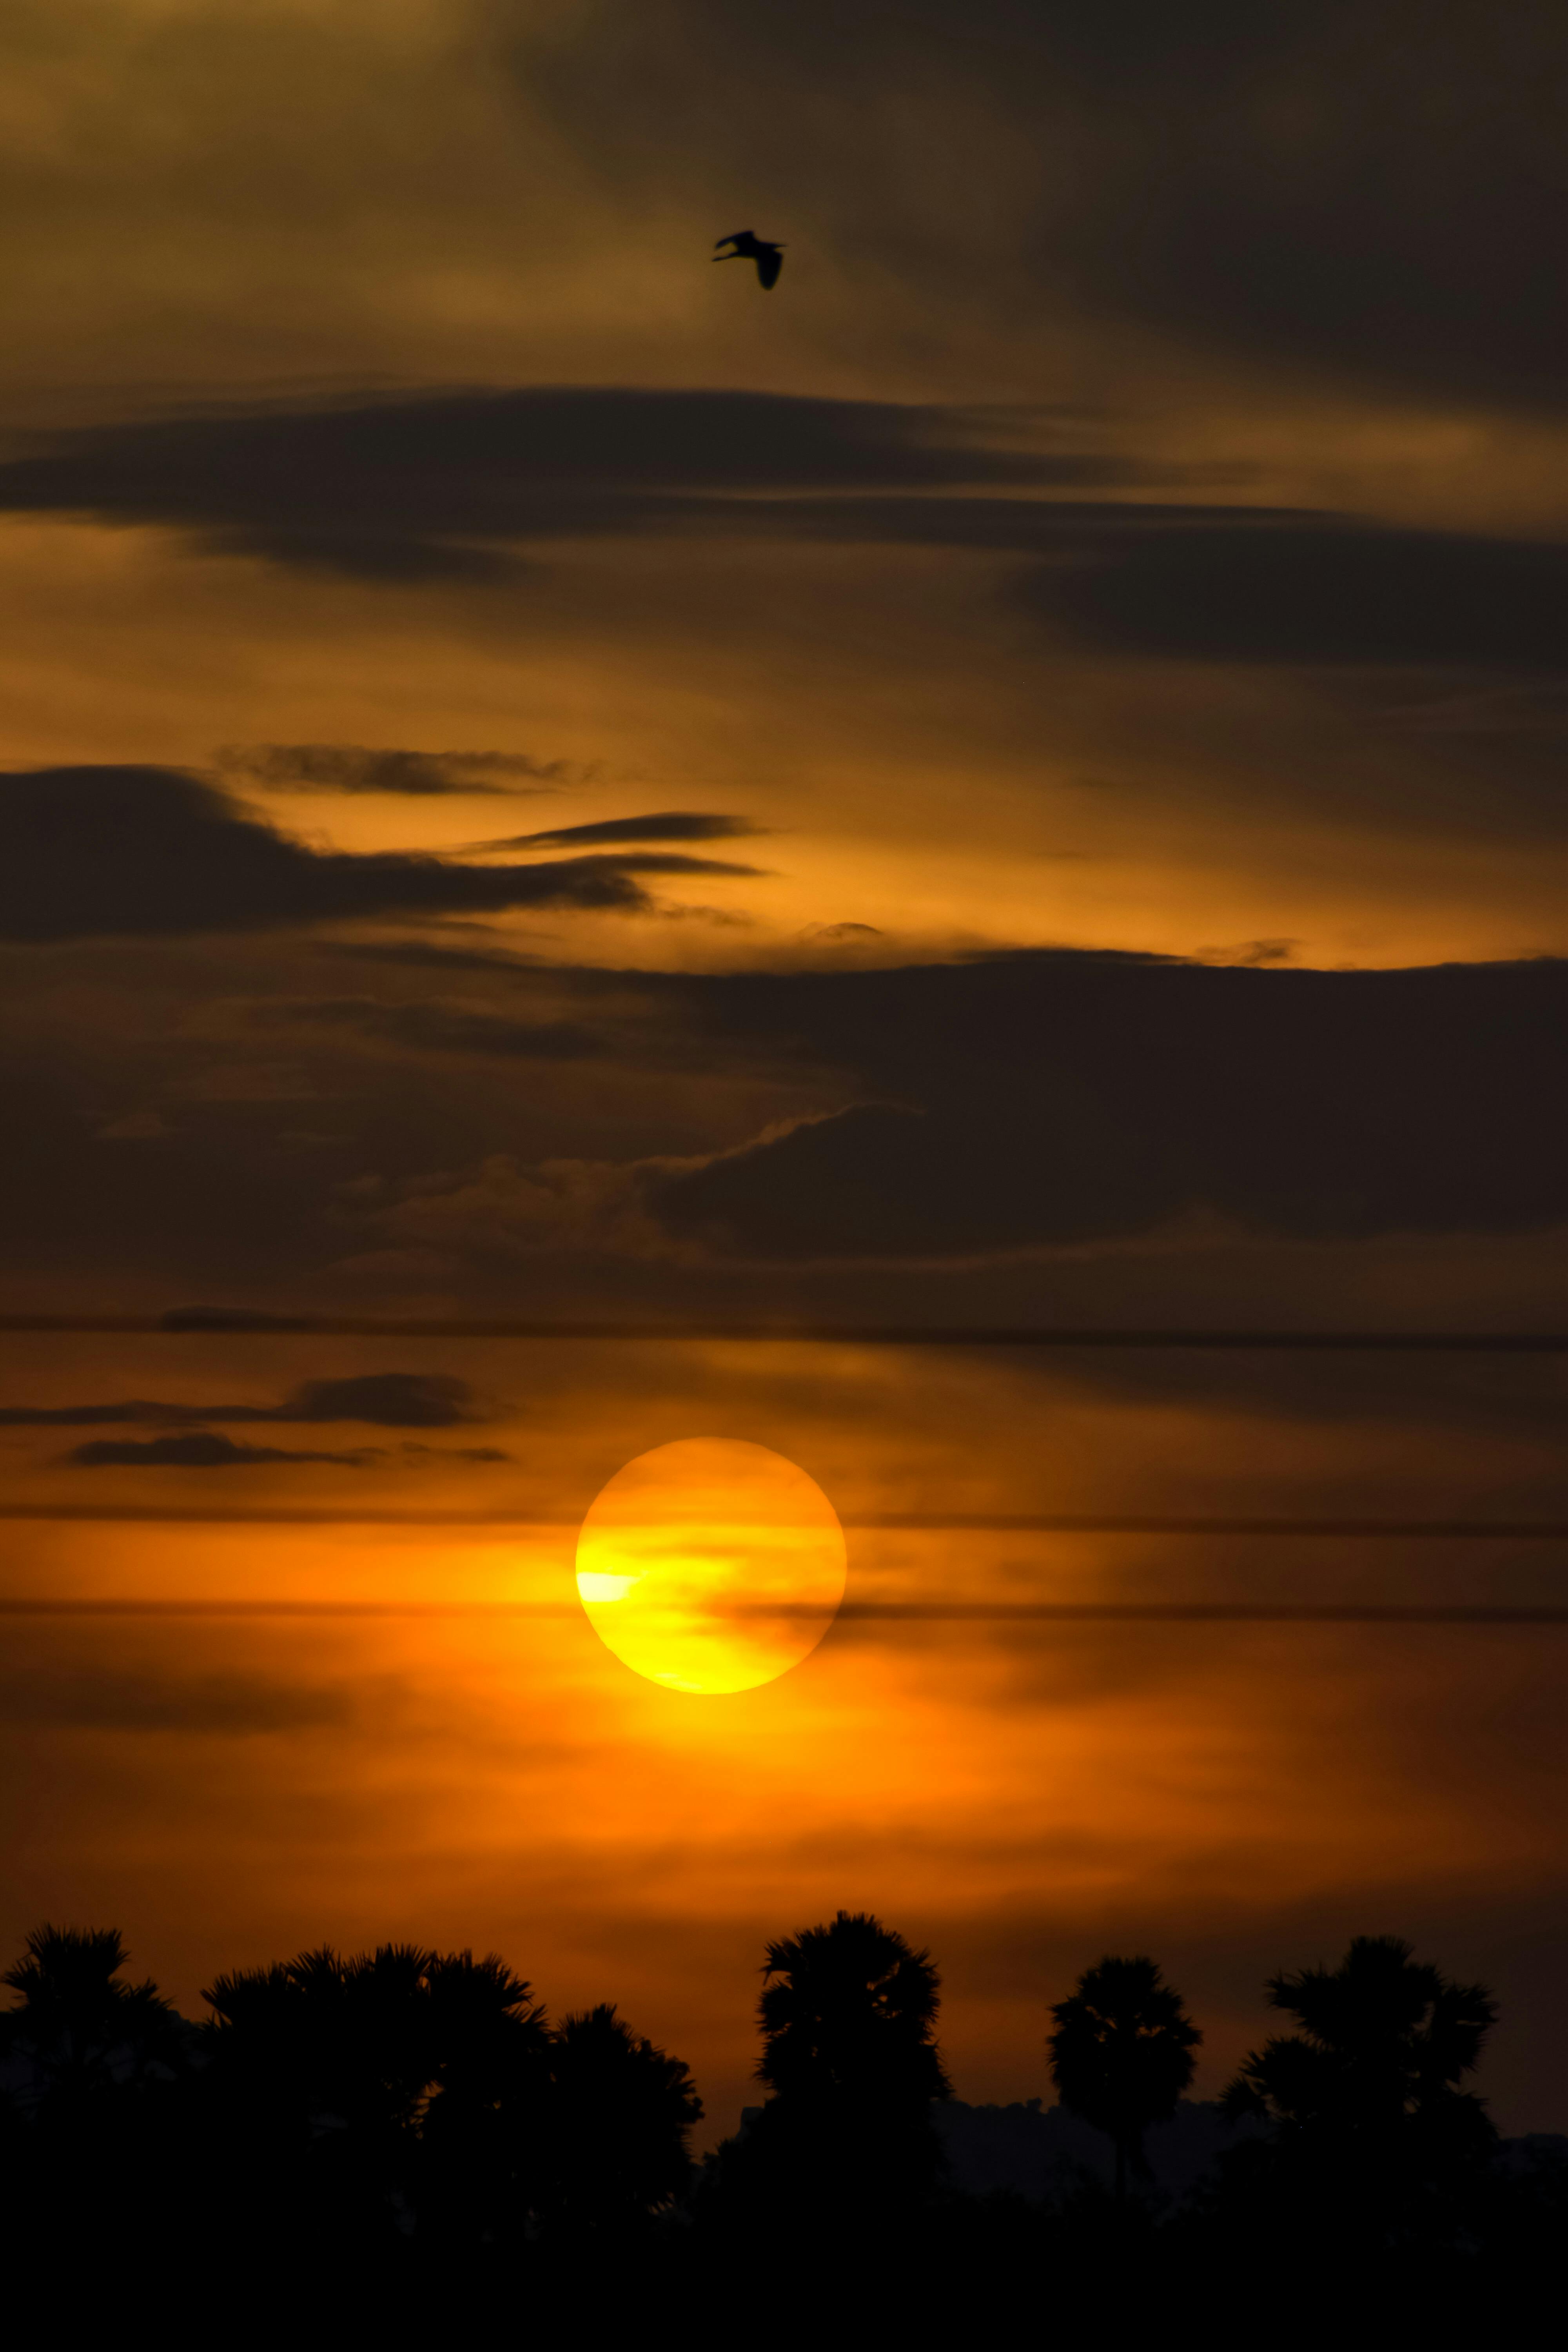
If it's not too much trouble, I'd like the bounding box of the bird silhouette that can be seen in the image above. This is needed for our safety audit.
[713,230,784,290]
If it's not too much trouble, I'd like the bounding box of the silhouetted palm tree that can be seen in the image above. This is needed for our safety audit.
[0,1924,194,2275]
[1047,1955,1201,2198]
[0,1924,184,2105]
[418,1949,552,2247]
[203,1941,552,2252]
[545,2002,703,2232]
[759,1909,950,2109]
[1222,1933,1497,2211]
[744,1910,950,2216]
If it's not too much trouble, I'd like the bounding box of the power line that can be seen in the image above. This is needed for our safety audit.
[859,1515,1568,1539]
[0,1314,1563,1350]
[0,1598,1561,1624]
[0,1504,1561,1537]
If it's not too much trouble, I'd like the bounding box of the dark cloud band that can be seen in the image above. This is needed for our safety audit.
[0,386,1559,681]
[66,1432,376,1468]
[0,1372,481,1428]
[468,813,764,852]
[0,766,759,942]
[216,745,574,795]
[0,386,1084,579]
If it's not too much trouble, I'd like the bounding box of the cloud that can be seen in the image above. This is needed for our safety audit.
[398,1441,512,1463]
[0,386,1141,578]
[0,1670,352,1733]
[0,766,761,943]
[342,950,1568,1272]
[518,0,1565,410]
[1,380,1560,686]
[467,813,765,852]
[95,1109,172,1139]
[0,1401,171,1428]
[6,929,1563,1321]
[216,745,577,795]
[635,951,1568,1258]
[257,996,610,1062]
[1,1372,482,1430]
[1018,519,1568,670]
[273,1372,480,1427]
[67,1432,376,1468]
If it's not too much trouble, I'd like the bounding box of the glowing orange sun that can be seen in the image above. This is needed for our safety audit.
[575,1438,848,1694]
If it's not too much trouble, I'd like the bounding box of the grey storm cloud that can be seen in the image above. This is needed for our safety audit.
[515,0,1565,411]
[636,951,1568,1257]
[0,766,761,943]
[0,1372,483,1430]
[216,744,576,795]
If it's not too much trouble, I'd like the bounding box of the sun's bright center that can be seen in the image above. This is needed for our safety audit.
[575,1438,847,1694]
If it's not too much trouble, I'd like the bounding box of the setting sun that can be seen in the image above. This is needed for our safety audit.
[575,1438,848,1694]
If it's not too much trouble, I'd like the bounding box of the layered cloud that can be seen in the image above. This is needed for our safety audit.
[337,950,1568,1268]
[0,1372,482,1429]
[0,767,760,942]
[645,953,1568,1256]
[216,746,577,795]
[0,387,1101,578]
[0,388,1560,708]
[468,814,765,853]
[67,1432,375,1469]
[4,917,1561,1314]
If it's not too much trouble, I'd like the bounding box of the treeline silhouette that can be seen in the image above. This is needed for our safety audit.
[1,1911,1561,2322]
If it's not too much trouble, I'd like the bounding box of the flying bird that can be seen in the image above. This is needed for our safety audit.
[713,230,784,290]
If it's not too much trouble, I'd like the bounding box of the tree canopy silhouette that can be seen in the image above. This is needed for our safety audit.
[734,1909,951,2217]
[0,1924,193,2274]
[1222,1933,1497,2238]
[417,1948,557,2251]
[0,1913,1554,2304]
[758,1909,949,2109]
[200,1942,700,2250]
[1047,1954,1201,2197]
[203,1940,552,2251]
[0,1923,184,2105]
[546,2003,703,2232]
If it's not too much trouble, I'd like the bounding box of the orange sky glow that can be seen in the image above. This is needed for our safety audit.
[0,0,1563,2147]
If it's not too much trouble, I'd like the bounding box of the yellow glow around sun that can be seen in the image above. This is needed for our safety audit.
[575,1438,848,1695]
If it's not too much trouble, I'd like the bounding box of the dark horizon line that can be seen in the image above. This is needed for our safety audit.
[1,1313,1564,1350]
[1,1599,1562,1624]
[0,1505,1563,1538]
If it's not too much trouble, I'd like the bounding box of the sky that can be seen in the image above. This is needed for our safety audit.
[0,0,1564,2143]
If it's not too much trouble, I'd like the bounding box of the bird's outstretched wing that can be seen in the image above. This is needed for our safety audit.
[714,232,751,253]
[756,248,783,289]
